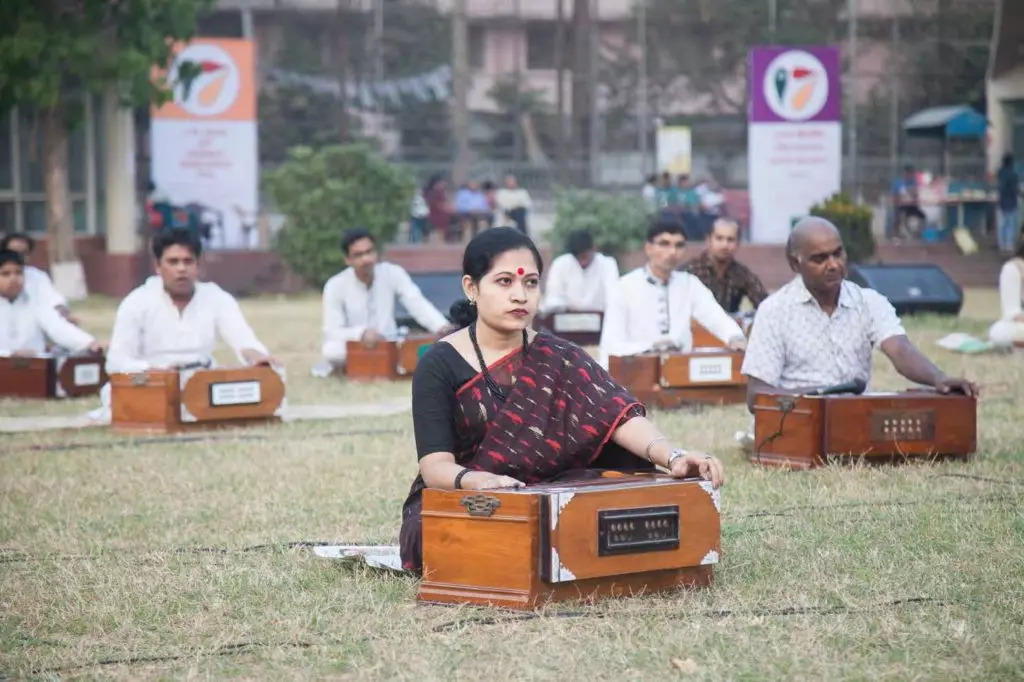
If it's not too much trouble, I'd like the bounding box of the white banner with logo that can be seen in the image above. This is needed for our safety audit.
[151,39,258,249]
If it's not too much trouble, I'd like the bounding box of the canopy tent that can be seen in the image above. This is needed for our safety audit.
[902,105,988,140]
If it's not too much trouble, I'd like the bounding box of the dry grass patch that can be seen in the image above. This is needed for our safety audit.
[1,288,1022,680]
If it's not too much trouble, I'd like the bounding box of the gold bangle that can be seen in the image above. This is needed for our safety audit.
[644,436,670,462]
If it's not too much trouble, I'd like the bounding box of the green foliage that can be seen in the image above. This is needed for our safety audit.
[809,193,876,263]
[0,0,214,117]
[264,144,416,287]
[548,189,650,262]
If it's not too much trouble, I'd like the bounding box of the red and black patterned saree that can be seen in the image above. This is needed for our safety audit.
[399,331,652,573]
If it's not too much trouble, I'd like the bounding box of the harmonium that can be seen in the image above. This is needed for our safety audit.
[343,334,434,381]
[534,311,604,346]
[418,474,721,610]
[109,365,286,434]
[690,312,754,349]
[608,348,747,408]
[750,390,977,470]
[0,352,108,400]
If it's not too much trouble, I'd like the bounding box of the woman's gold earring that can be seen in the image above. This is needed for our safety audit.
[469,298,477,306]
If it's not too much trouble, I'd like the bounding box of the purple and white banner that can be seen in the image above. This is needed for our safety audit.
[747,46,843,243]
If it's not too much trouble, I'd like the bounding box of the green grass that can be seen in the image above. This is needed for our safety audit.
[1,288,1022,680]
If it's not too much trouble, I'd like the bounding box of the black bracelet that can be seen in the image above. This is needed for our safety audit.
[454,468,470,490]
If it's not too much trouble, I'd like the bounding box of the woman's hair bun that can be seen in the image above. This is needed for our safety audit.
[449,298,477,328]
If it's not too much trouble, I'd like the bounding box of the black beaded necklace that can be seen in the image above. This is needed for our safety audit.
[468,322,530,403]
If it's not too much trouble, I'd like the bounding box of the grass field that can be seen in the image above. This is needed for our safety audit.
[1,289,1022,681]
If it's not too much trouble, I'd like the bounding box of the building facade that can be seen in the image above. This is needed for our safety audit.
[986,0,1024,172]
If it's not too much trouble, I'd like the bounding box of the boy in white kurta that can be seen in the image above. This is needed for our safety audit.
[319,228,450,371]
[989,250,1024,348]
[93,229,274,420]
[539,230,620,315]
[0,232,77,323]
[598,218,746,369]
[0,249,100,357]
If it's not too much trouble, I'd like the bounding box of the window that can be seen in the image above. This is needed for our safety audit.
[469,25,486,70]
[0,202,14,233]
[526,21,571,71]
[0,115,11,191]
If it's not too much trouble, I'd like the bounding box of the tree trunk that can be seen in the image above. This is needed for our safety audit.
[450,0,470,186]
[571,0,591,181]
[335,0,351,142]
[43,106,76,263]
[43,105,86,300]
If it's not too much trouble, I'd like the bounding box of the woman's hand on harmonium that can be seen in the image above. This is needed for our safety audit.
[470,473,526,490]
[669,452,725,489]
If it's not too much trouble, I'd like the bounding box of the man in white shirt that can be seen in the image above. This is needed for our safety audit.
[539,230,619,315]
[105,228,274,375]
[1,232,78,324]
[989,245,1024,348]
[598,217,746,369]
[741,217,977,412]
[319,228,451,371]
[0,249,100,357]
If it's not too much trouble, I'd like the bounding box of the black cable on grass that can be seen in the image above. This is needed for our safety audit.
[9,426,407,455]
[930,473,1024,487]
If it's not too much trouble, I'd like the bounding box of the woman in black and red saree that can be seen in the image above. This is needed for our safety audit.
[399,227,725,574]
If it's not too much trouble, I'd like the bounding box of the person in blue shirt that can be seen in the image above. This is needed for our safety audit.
[996,153,1021,254]
[891,165,926,238]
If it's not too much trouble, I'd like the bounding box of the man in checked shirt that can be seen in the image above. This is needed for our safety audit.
[682,217,768,314]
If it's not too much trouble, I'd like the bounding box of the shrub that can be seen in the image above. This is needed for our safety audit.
[547,189,650,262]
[264,144,416,287]
[808,192,876,263]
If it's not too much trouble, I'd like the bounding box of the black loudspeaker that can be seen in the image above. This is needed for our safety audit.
[395,271,466,331]
[846,263,964,316]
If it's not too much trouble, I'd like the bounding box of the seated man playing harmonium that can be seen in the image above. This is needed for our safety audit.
[988,243,1024,349]
[104,228,274,378]
[741,217,976,411]
[682,217,768,314]
[538,229,619,315]
[0,249,102,358]
[598,217,746,368]
[319,227,451,372]
[1,232,78,324]
[399,227,725,574]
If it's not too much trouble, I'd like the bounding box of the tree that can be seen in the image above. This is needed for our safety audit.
[0,0,213,293]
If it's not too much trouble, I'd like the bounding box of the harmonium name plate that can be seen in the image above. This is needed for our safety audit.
[418,475,721,610]
[344,334,434,381]
[608,350,746,409]
[110,365,286,434]
[535,311,604,346]
[750,390,978,469]
[0,353,108,400]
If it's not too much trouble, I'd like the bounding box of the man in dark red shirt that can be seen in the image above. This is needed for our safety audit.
[682,217,768,313]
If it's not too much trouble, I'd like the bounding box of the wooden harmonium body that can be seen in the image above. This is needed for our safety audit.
[110,365,286,434]
[751,390,977,470]
[690,312,754,349]
[418,475,721,610]
[534,311,604,346]
[608,348,746,408]
[0,352,108,399]
[343,334,434,381]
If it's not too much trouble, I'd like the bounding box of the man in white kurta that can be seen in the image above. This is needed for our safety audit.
[539,230,620,315]
[598,218,745,369]
[0,250,99,356]
[320,229,449,369]
[1,232,75,322]
[988,253,1024,348]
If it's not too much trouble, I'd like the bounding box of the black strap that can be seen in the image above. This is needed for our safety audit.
[468,323,529,404]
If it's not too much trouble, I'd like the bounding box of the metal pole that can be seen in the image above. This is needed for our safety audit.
[588,0,599,186]
[847,0,858,199]
[637,0,649,174]
[889,18,900,180]
[451,0,470,186]
[769,0,777,40]
[374,0,384,84]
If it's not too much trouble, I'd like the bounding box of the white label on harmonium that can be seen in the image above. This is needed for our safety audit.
[553,313,602,333]
[209,380,262,407]
[73,362,102,387]
[688,356,733,383]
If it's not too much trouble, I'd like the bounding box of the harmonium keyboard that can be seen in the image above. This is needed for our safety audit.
[343,334,434,381]
[690,312,754,349]
[418,474,720,610]
[0,352,108,399]
[750,390,977,469]
[534,311,604,346]
[110,365,286,434]
[608,348,747,408]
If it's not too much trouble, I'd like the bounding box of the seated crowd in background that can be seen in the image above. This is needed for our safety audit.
[411,173,531,244]
[643,171,727,242]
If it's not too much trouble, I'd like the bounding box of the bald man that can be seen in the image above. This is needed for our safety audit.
[740,217,976,411]
[682,217,768,313]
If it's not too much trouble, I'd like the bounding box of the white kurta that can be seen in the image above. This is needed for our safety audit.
[989,258,1024,347]
[321,262,448,363]
[24,266,68,310]
[539,252,620,315]
[105,276,269,374]
[0,290,94,356]
[598,266,744,368]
